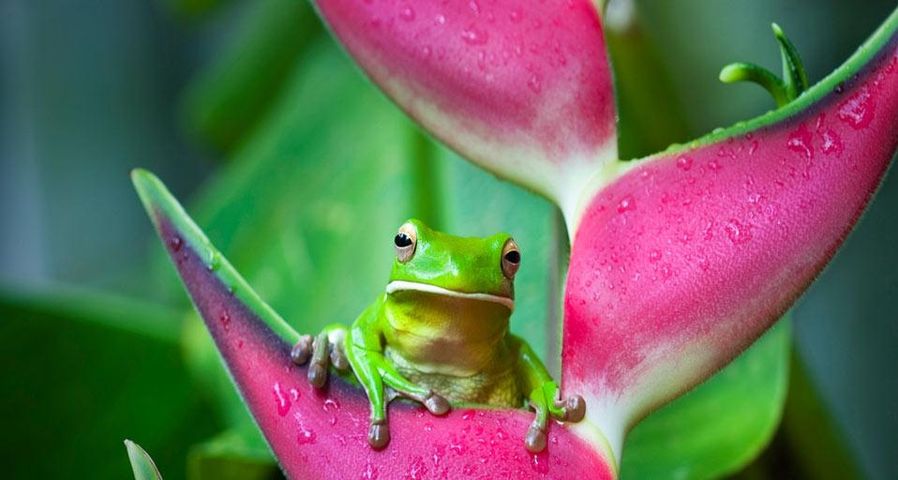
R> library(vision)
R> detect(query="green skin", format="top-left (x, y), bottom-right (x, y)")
top-left (291, 219), bottom-right (584, 452)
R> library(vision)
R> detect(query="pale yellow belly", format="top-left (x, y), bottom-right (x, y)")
top-left (385, 347), bottom-right (522, 408)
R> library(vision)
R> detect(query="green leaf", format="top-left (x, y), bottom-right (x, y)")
top-left (620, 319), bottom-right (791, 479)
top-left (160, 0), bottom-right (232, 19)
top-left (181, 0), bottom-right (323, 151)
top-left (0, 287), bottom-right (218, 479)
top-left (125, 440), bottom-right (164, 480)
top-left (187, 429), bottom-right (281, 480)
top-left (780, 349), bottom-right (864, 479)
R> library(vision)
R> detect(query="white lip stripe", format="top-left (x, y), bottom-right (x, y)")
top-left (385, 281), bottom-right (515, 311)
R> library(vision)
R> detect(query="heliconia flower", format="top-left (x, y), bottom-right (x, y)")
top-left (312, 0), bottom-right (617, 214)
top-left (136, 2), bottom-right (898, 478)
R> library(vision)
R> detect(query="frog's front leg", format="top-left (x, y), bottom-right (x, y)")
top-left (343, 344), bottom-right (445, 448)
top-left (510, 335), bottom-right (586, 453)
top-left (290, 324), bottom-right (350, 387)
top-left (293, 304), bottom-right (449, 449)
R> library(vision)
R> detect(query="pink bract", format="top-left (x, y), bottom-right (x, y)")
top-left (563, 35), bottom-right (898, 456)
top-left (314, 0), bottom-right (617, 208)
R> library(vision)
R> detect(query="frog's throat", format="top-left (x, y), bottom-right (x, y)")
top-left (385, 281), bottom-right (515, 311)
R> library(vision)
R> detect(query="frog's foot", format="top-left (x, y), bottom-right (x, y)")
top-left (290, 326), bottom-right (350, 388)
top-left (525, 382), bottom-right (587, 453)
top-left (368, 419), bottom-right (390, 450)
top-left (380, 369), bottom-right (451, 416)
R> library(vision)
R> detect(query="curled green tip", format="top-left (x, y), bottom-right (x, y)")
top-left (772, 22), bottom-right (810, 97)
top-left (719, 62), bottom-right (790, 106)
top-left (719, 21), bottom-right (809, 108)
top-left (720, 63), bottom-right (755, 83)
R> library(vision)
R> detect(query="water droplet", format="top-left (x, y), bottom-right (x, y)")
top-left (461, 25), bottom-right (489, 45)
top-left (725, 219), bottom-right (753, 245)
top-left (420, 46), bottom-right (432, 59)
top-left (617, 195), bottom-right (636, 213)
top-left (821, 128), bottom-right (844, 156)
top-left (527, 73), bottom-right (542, 93)
top-left (168, 235), bottom-right (183, 252)
top-left (219, 309), bottom-right (231, 331)
top-left (324, 398), bottom-right (340, 425)
top-left (676, 156), bottom-right (693, 171)
top-left (207, 250), bottom-right (220, 271)
top-left (509, 8), bottom-right (522, 22)
top-left (296, 425), bottom-right (316, 445)
top-left (648, 250), bottom-right (661, 262)
top-left (838, 87), bottom-right (875, 129)
top-left (468, 0), bottom-right (481, 14)
top-left (531, 453), bottom-right (550, 474)
top-left (708, 160), bottom-right (722, 171)
top-left (434, 14), bottom-right (446, 25)
top-left (834, 82), bottom-right (845, 94)
top-left (399, 5), bottom-right (416, 21)
top-left (786, 125), bottom-right (814, 160)
top-left (273, 382), bottom-right (291, 416)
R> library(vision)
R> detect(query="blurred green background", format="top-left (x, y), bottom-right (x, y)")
top-left (1, 0), bottom-right (895, 479)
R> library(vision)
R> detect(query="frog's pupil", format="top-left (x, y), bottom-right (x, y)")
top-left (395, 233), bottom-right (412, 247)
top-left (504, 250), bottom-right (520, 264)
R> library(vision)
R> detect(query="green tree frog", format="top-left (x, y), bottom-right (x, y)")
top-left (291, 219), bottom-right (585, 452)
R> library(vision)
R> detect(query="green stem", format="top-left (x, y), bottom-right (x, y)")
top-left (720, 62), bottom-right (791, 107)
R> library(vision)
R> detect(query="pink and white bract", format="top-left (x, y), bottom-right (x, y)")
top-left (138, 2), bottom-right (898, 478)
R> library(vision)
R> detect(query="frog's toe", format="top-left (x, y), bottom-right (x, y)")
top-left (423, 391), bottom-right (450, 416)
top-left (307, 332), bottom-right (331, 388)
top-left (556, 394), bottom-right (586, 423)
top-left (525, 422), bottom-right (548, 453)
top-left (329, 335), bottom-right (349, 371)
top-left (368, 420), bottom-right (390, 450)
top-left (289, 334), bottom-right (314, 365)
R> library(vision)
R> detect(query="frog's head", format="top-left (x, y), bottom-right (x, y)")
top-left (386, 219), bottom-right (520, 311)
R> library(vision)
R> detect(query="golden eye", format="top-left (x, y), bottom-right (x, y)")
top-left (501, 239), bottom-right (520, 279)
top-left (394, 223), bottom-right (417, 263)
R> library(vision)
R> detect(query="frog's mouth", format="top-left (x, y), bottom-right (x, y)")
top-left (385, 281), bottom-right (514, 311)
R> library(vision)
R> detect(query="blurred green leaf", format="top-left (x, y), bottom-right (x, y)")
top-left (621, 320), bottom-right (791, 479)
top-left (604, 8), bottom-right (692, 159)
top-left (161, 0), bottom-right (233, 19)
top-left (779, 349), bottom-right (863, 479)
top-left (0, 287), bottom-right (218, 479)
top-left (126, 440), bottom-right (165, 480)
top-left (182, 0), bottom-right (323, 152)
top-left (187, 429), bottom-right (282, 480)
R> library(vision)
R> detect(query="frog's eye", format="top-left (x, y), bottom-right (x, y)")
top-left (501, 239), bottom-right (521, 279)
top-left (394, 223), bottom-right (417, 263)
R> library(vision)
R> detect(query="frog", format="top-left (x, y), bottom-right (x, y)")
top-left (290, 219), bottom-right (585, 453)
